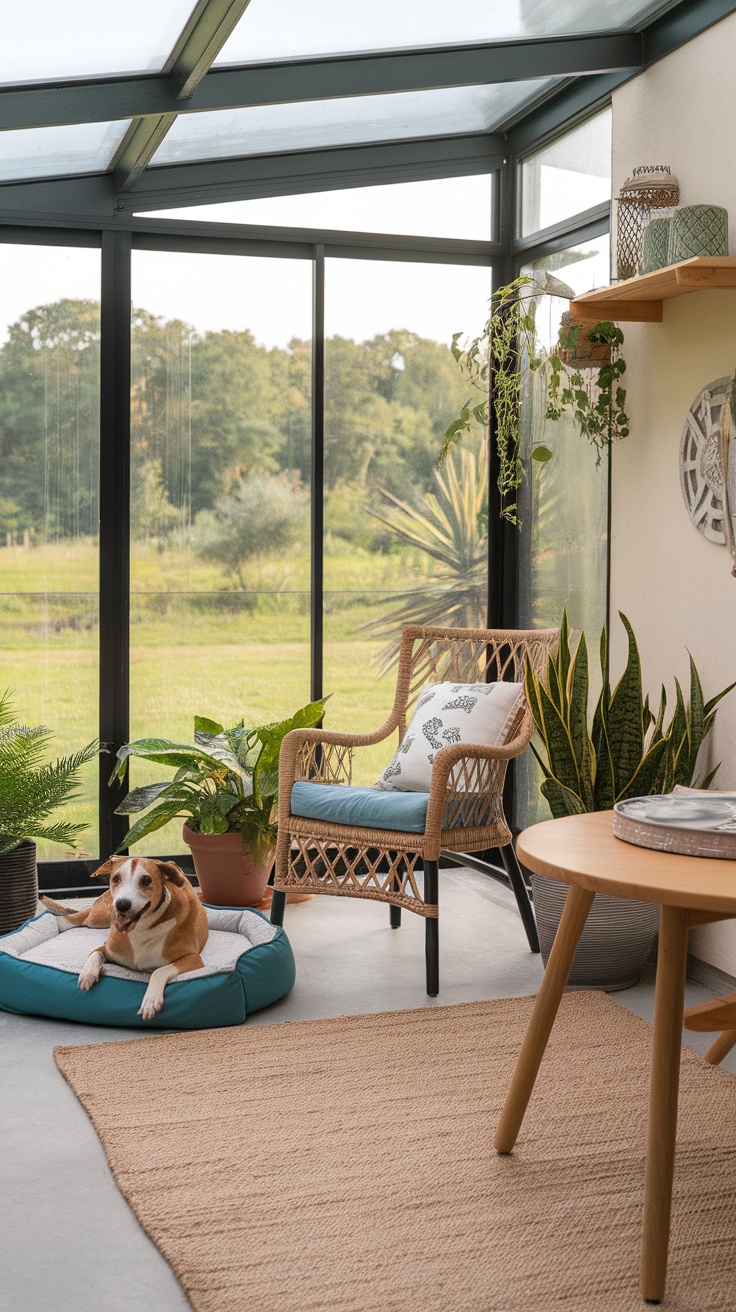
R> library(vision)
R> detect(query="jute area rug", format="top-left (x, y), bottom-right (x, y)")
top-left (55, 992), bottom-right (736, 1312)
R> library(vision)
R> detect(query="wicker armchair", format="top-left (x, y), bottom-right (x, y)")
top-left (271, 624), bottom-right (559, 995)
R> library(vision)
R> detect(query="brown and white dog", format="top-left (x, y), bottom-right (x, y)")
top-left (42, 856), bottom-right (209, 1021)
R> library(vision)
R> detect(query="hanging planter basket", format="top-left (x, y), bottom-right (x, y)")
top-left (557, 312), bottom-right (612, 367)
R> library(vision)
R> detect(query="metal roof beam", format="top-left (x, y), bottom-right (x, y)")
top-left (0, 135), bottom-right (502, 218)
top-left (121, 134), bottom-right (505, 211)
top-left (112, 0), bottom-right (253, 191)
top-left (0, 33), bottom-right (641, 133)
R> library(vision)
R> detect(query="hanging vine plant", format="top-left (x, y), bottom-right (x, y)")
top-left (545, 319), bottom-right (629, 462)
top-left (440, 275), bottom-right (542, 526)
top-left (441, 279), bottom-right (630, 524)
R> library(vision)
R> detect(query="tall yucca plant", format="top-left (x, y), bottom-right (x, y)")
top-left (362, 440), bottom-right (487, 669)
top-left (0, 690), bottom-right (98, 854)
top-left (524, 611), bottom-right (736, 818)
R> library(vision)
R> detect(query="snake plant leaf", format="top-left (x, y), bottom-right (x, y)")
top-left (537, 681), bottom-right (581, 798)
top-left (558, 608), bottom-right (571, 696)
top-left (546, 651), bottom-right (562, 714)
top-left (540, 777), bottom-right (586, 819)
top-left (528, 738), bottom-right (555, 781)
top-left (696, 762), bottom-right (723, 789)
top-left (650, 685), bottom-right (667, 746)
top-left (592, 699), bottom-right (615, 810)
top-left (523, 657), bottom-right (544, 737)
top-left (704, 677), bottom-right (736, 715)
top-left (615, 736), bottom-right (670, 802)
top-left (606, 613), bottom-right (644, 796)
top-left (566, 632), bottom-right (594, 810)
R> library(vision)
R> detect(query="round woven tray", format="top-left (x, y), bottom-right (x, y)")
top-left (613, 801), bottom-right (736, 860)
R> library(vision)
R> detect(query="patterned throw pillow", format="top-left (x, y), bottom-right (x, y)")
top-left (374, 681), bottom-right (525, 793)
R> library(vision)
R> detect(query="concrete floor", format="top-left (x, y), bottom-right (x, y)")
top-left (2, 868), bottom-right (734, 1312)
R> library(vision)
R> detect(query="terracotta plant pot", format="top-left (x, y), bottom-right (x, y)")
top-left (0, 839), bottom-right (38, 935)
top-left (182, 824), bottom-right (274, 908)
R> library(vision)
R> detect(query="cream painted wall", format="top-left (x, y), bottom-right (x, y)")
top-left (611, 15), bottom-right (736, 975)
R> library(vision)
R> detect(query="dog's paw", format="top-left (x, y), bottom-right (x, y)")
top-left (138, 991), bottom-right (164, 1021)
top-left (78, 960), bottom-right (102, 991)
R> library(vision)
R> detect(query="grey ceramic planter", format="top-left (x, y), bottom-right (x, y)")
top-left (531, 870), bottom-right (660, 991)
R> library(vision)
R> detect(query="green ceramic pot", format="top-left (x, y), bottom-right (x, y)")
top-left (668, 205), bottom-right (729, 261)
top-left (641, 216), bottom-right (671, 273)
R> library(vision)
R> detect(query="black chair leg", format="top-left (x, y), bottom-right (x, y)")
top-left (500, 845), bottom-right (540, 954)
top-left (270, 889), bottom-right (287, 927)
top-left (390, 904), bottom-right (402, 928)
top-left (424, 859), bottom-right (439, 996)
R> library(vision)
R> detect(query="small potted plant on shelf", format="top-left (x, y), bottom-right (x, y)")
top-left (0, 689), bottom-right (98, 934)
top-left (111, 699), bottom-right (326, 908)
top-left (523, 611), bottom-right (736, 989)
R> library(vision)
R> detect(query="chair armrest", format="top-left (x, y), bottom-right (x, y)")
top-left (423, 719), bottom-right (533, 837)
top-left (278, 720), bottom-right (399, 789)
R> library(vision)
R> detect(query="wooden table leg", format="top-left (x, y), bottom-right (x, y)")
top-left (640, 904), bottom-right (689, 1304)
top-left (494, 882), bottom-right (595, 1153)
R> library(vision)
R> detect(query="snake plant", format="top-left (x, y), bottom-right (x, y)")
top-left (524, 610), bottom-right (736, 818)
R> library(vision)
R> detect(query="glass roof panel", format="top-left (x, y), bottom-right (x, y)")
top-left (521, 107), bottom-right (611, 236)
top-left (152, 81), bottom-right (559, 166)
top-left (142, 174), bottom-right (493, 240)
top-left (1, 1), bottom-right (196, 86)
top-left (216, 0), bottom-right (668, 65)
top-left (0, 121), bottom-right (131, 183)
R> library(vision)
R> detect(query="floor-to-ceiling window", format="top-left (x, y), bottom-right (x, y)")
top-left (515, 108), bottom-right (612, 828)
top-left (0, 241), bottom-right (101, 860)
top-left (128, 249), bottom-right (313, 853)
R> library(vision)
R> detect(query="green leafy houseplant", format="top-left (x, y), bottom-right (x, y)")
top-left (545, 320), bottom-right (629, 463)
top-left (0, 689), bottom-right (98, 854)
top-left (524, 610), bottom-right (736, 818)
top-left (111, 700), bottom-right (326, 864)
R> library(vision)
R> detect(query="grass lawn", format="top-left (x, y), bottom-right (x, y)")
top-left (0, 539), bottom-right (418, 859)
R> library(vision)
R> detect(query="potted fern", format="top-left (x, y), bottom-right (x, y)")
top-left (0, 690), bottom-right (98, 934)
top-left (111, 699), bottom-right (326, 907)
top-left (524, 612), bottom-right (736, 988)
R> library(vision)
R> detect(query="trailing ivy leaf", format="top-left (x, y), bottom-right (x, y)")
top-left (531, 445), bottom-right (553, 462)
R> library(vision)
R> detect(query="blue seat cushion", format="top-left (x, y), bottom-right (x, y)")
top-left (291, 781), bottom-right (430, 833)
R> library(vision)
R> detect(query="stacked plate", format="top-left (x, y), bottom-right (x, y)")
top-left (613, 791), bottom-right (736, 858)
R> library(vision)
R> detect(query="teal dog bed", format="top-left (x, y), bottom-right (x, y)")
top-left (0, 903), bottom-right (295, 1029)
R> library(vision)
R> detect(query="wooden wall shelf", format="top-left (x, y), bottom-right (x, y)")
top-left (570, 256), bottom-right (736, 322)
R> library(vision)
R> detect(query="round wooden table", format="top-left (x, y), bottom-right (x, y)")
top-left (494, 811), bottom-right (736, 1304)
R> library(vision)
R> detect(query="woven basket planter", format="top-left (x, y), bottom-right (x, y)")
top-left (0, 839), bottom-right (39, 936)
top-left (531, 871), bottom-right (659, 991)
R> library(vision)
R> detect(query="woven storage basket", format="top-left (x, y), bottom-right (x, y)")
top-left (616, 165), bottom-right (679, 279)
top-left (531, 870), bottom-right (659, 990)
top-left (0, 840), bottom-right (38, 935)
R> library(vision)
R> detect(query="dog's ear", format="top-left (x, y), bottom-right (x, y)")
top-left (155, 860), bottom-right (188, 887)
top-left (92, 858), bottom-right (115, 879)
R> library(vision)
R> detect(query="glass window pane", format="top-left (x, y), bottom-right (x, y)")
top-left (2, 1), bottom-right (196, 85)
top-left (129, 250), bottom-right (312, 855)
top-left (516, 234), bottom-right (611, 829)
top-left (0, 244), bottom-right (100, 860)
top-left (520, 107), bottom-right (612, 237)
top-left (152, 82), bottom-right (560, 166)
top-left (141, 174), bottom-right (493, 242)
top-left (323, 258), bottom-right (491, 785)
top-left (0, 121), bottom-right (131, 182)
top-left (217, 0), bottom-right (669, 64)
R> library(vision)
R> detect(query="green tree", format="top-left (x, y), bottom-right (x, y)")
top-left (195, 470), bottom-right (308, 589)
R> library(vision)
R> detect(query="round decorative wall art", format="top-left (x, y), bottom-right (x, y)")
top-left (679, 377), bottom-right (736, 545)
